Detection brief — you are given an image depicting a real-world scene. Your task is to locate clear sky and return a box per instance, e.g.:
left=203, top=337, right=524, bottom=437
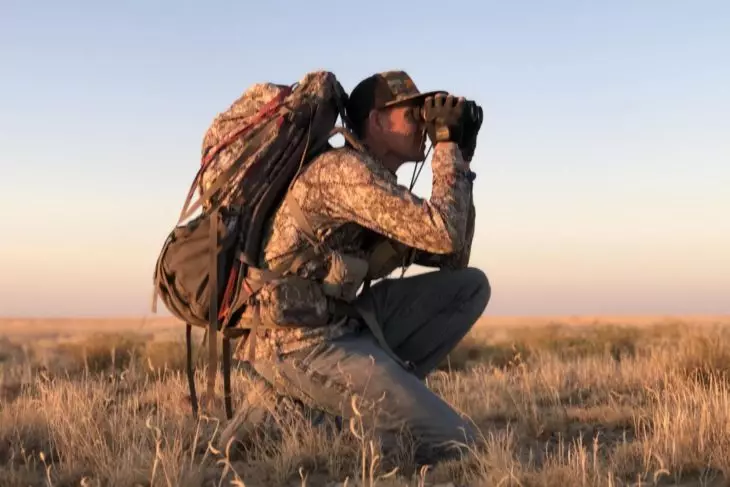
left=1, top=0, right=728, bottom=317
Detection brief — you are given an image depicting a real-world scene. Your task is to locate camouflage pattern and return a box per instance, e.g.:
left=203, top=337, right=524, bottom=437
left=239, top=141, right=475, bottom=361
left=202, top=82, right=284, bottom=154
left=198, top=71, right=344, bottom=210
left=378, top=70, right=446, bottom=107
left=199, top=82, right=285, bottom=208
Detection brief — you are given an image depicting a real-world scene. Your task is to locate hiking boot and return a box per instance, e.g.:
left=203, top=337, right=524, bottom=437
left=217, top=373, right=279, bottom=452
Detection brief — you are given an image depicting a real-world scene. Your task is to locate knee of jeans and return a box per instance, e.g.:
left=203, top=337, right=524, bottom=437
left=461, top=267, right=491, bottom=312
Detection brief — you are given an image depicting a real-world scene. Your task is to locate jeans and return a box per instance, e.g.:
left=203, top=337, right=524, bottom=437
left=224, top=267, right=491, bottom=464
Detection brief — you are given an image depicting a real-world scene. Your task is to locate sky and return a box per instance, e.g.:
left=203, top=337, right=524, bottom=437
left=1, top=0, right=728, bottom=317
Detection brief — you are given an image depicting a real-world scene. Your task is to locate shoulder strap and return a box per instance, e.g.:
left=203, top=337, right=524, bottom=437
left=330, top=126, right=367, bottom=153
left=285, top=192, right=322, bottom=250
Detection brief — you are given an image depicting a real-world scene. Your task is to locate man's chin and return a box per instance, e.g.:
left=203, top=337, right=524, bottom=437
left=391, top=147, right=426, bottom=164
left=403, top=147, right=426, bottom=163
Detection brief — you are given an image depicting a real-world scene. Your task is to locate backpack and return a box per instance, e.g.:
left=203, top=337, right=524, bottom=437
left=151, top=71, right=349, bottom=420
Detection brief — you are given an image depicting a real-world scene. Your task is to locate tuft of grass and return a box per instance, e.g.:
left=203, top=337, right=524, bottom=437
left=55, top=332, right=148, bottom=373
left=439, top=321, right=695, bottom=374
left=45, top=332, right=211, bottom=378
left=673, top=327, right=730, bottom=386
left=143, top=339, right=192, bottom=373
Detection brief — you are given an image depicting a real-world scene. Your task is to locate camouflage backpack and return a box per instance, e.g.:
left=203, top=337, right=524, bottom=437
left=151, top=71, right=349, bottom=419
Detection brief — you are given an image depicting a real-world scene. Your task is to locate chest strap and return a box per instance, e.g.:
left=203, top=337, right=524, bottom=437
left=237, top=193, right=411, bottom=372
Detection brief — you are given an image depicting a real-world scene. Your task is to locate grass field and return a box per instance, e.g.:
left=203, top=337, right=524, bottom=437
left=2, top=316, right=730, bottom=486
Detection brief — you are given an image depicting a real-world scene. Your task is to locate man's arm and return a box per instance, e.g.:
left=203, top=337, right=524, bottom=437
left=411, top=196, right=475, bottom=269
left=297, top=142, right=472, bottom=255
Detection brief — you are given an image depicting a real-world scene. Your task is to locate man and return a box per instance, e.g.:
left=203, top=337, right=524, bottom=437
left=222, top=71, right=490, bottom=464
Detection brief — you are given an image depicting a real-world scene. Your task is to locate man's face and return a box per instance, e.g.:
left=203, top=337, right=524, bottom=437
left=372, top=103, right=427, bottom=163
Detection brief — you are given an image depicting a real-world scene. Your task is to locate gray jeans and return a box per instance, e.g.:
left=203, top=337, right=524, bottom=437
left=230, top=267, right=490, bottom=464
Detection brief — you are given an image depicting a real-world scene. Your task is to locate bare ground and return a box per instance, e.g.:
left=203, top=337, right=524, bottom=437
left=1, top=316, right=730, bottom=486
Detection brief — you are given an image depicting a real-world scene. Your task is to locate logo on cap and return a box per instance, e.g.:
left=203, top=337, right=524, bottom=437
left=382, top=71, right=420, bottom=100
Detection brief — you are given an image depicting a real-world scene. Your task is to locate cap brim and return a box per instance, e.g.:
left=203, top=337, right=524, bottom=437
left=382, top=90, right=448, bottom=107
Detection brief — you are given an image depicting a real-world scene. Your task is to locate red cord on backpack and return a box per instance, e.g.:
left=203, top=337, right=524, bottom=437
left=201, top=87, right=293, bottom=171
left=218, top=264, right=240, bottom=322
left=209, top=87, right=294, bottom=324
left=178, top=86, right=294, bottom=224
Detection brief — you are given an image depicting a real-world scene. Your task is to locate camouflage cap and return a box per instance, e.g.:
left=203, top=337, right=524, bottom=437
left=346, top=70, right=447, bottom=134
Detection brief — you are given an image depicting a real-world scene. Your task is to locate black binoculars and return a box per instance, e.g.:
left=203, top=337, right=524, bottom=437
left=408, top=96, right=483, bottom=128
left=407, top=95, right=483, bottom=145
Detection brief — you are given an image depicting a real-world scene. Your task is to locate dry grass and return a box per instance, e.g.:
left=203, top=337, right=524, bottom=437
left=2, top=317, right=730, bottom=486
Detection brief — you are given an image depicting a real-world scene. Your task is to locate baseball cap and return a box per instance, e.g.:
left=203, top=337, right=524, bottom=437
left=345, top=70, right=447, bottom=135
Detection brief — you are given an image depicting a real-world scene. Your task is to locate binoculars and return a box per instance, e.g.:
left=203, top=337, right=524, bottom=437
left=408, top=96, right=481, bottom=122
left=408, top=95, right=483, bottom=145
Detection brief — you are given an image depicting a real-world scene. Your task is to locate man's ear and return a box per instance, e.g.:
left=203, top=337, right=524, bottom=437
left=367, top=109, right=386, bottom=135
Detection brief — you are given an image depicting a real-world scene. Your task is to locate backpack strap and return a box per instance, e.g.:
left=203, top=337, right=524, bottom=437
left=285, top=192, right=324, bottom=251
left=328, top=299, right=412, bottom=372
left=229, top=195, right=412, bottom=373
left=228, top=129, right=369, bottom=363
left=222, top=336, right=233, bottom=419
left=336, top=127, right=366, bottom=150
left=185, top=323, right=199, bottom=418
left=206, top=211, right=220, bottom=413
left=365, top=240, right=401, bottom=280
left=357, top=304, right=411, bottom=370
left=282, top=191, right=412, bottom=372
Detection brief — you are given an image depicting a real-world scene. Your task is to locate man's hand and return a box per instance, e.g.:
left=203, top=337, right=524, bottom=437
left=459, top=101, right=483, bottom=162
left=422, top=94, right=469, bottom=144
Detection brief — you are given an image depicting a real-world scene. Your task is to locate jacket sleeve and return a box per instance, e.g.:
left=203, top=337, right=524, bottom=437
left=300, top=142, right=473, bottom=255
left=412, top=195, right=476, bottom=269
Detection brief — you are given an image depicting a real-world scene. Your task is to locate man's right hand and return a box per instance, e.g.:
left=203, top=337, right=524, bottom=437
left=422, top=94, right=469, bottom=145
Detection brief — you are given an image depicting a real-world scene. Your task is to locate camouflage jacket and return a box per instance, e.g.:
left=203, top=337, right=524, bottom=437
left=240, top=141, right=476, bottom=360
